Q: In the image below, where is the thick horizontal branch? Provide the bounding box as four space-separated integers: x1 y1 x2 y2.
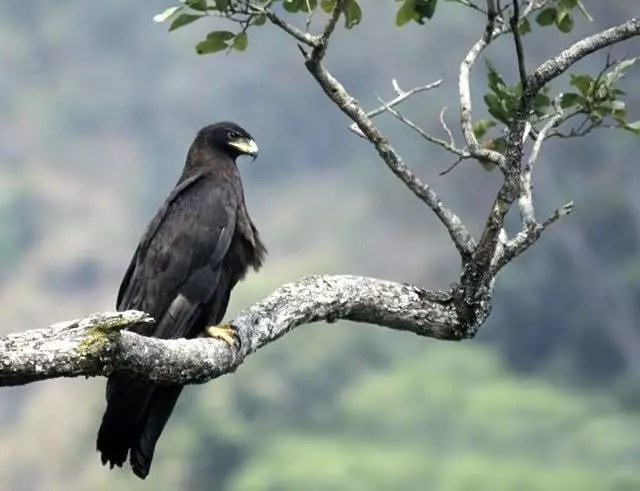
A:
528 17 640 94
0 275 457 387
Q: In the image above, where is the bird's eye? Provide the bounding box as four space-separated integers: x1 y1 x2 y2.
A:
227 131 240 140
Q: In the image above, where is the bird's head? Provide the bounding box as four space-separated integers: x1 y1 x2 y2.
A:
199 121 259 161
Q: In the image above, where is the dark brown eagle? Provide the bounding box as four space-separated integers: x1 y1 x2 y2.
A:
96 122 266 479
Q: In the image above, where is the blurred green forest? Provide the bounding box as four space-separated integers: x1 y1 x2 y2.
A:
0 1 639 490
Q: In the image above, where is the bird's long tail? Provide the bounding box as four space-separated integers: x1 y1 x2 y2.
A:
96 380 186 479
96 379 154 472
130 385 184 478
97 266 231 479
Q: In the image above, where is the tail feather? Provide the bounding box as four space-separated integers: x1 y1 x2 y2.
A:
97 265 232 478
97 379 153 469
130 386 184 479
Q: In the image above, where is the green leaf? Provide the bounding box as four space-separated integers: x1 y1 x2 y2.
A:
185 0 208 11
622 120 640 135
478 137 506 171
232 31 249 51
614 57 639 73
560 92 582 108
555 11 574 33
343 0 362 29
252 14 267 26
534 92 551 110
300 0 318 12
396 0 415 27
283 0 302 13
603 57 639 87
518 17 531 35
492 137 507 154
611 100 626 118
214 0 230 10
414 0 438 22
535 8 556 26
195 38 228 55
206 30 235 41
153 6 181 23
485 59 508 97
472 119 496 140
484 93 509 124
169 13 202 32
195 30 235 55
320 0 335 13
569 74 593 95
575 0 593 21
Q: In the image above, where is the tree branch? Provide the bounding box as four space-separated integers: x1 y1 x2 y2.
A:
527 17 640 95
516 97 564 227
459 5 508 169
250 4 319 47
473 16 640 276
0 275 458 387
510 0 527 92
496 201 574 271
348 79 443 138
304 61 476 258
4 3 637 396
376 95 470 158
490 17 640 269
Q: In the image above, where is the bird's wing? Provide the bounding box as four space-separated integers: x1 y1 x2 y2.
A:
116 172 203 315
98 172 240 477
117 172 238 331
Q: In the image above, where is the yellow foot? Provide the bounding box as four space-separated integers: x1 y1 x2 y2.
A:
206 323 239 347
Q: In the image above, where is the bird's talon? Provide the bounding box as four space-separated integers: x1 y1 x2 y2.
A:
206 323 238 347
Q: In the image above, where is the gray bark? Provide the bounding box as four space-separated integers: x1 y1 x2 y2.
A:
0 275 455 386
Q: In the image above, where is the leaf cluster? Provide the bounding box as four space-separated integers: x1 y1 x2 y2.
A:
153 0 639 143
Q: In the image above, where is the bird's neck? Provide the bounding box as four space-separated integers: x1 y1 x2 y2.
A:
180 147 239 182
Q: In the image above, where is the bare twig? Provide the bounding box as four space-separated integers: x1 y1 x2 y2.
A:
517 97 564 226
496 201 574 271
440 107 455 147
459 6 508 169
510 0 528 91
453 0 490 16
248 4 319 46
377 95 470 158
439 156 465 176
304 0 314 32
308 0 344 61
296 0 477 258
307 60 476 257
485 0 498 40
348 79 443 138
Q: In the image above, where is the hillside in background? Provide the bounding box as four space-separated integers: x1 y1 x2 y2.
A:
0 2 639 489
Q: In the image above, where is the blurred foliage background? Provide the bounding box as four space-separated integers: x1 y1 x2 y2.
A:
0 1 639 490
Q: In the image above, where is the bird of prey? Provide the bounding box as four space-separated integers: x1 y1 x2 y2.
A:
96 121 266 479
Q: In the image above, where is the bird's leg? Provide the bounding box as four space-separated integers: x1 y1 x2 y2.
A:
206 323 239 347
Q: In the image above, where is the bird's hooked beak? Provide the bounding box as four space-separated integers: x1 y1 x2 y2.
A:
229 137 259 161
